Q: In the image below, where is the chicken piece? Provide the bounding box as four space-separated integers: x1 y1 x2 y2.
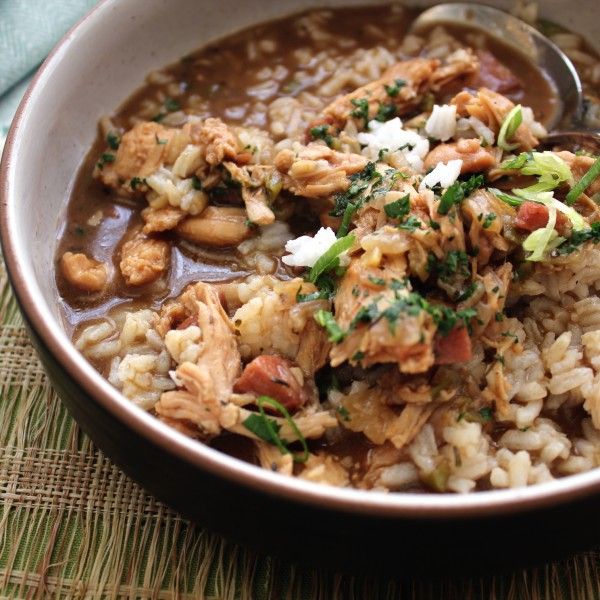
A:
231 276 330 376
424 138 498 174
155 282 241 435
191 117 240 166
451 88 539 151
274 143 368 198
461 189 516 266
141 206 186 233
428 48 480 91
330 261 436 374
98 122 177 188
255 441 293 475
119 233 170 286
233 355 309 412
556 151 600 198
61 252 107 293
339 382 434 449
299 453 349 487
223 162 276 225
320 53 478 132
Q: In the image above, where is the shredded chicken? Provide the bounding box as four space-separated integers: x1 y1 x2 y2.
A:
452 88 539 151
119 233 170 286
330 260 436 373
339 382 434 449
141 206 186 233
223 162 276 225
155 282 241 435
192 117 240 166
274 143 368 198
424 138 499 174
321 53 478 132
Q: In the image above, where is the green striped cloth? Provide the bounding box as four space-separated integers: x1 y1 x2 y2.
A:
2 2 600 597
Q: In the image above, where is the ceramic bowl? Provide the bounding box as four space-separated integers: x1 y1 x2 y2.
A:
2 0 600 571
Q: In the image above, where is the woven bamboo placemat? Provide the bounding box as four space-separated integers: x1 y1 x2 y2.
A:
2 258 600 599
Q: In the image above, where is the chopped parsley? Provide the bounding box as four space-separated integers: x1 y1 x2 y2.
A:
428 250 470 281
130 176 146 189
399 215 422 232
375 103 396 122
96 152 115 170
309 124 334 147
384 194 410 219
337 406 351 421
455 281 477 302
438 174 485 215
350 97 370 125
106 132 120 150
482 213 496 229
368 276 386 286
556 221 600 254
155 133 167 145
191 175 202 190
384 79 406 97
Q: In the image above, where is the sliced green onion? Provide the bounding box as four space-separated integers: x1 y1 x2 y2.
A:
498 105 523 151
488 188 523 207
501 151 573 193
308 234 355 283
243 396 309 463
314 310 346 343
566 156 600 205
523 205 559 261
257 396 309 463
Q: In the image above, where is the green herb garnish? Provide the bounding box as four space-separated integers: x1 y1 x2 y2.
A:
497 105 523 151
399 215 422 232
375 103 396 122
310 124 334 147
482 213 496 229
350 97 370 125
384 79 406 97
438 174 484 215
106 132 120 150
384 194 410 219
242 396 308 463
314 310 346 343
566 156 600 205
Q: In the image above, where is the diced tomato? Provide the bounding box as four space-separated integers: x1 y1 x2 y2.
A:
515 201 570 234
233 355 308 412
435 326 472 365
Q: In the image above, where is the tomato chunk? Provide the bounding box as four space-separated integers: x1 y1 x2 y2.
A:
515 201 569 234
233 355 308 412
435 326 472 365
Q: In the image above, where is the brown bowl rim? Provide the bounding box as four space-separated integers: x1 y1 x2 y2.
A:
2 0 600 520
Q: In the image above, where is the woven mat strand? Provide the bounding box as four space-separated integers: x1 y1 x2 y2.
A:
3 261 600 599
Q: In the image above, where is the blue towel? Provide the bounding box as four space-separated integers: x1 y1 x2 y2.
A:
0 0 97 149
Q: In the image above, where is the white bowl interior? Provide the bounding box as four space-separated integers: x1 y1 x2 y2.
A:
4 0 600 512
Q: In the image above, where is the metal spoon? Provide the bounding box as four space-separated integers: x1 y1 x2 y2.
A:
410 3 600 152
